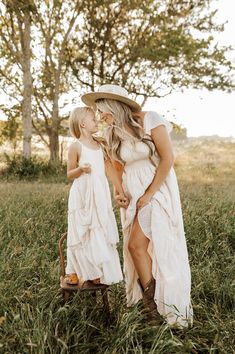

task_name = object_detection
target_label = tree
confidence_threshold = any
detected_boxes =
[67,0,234,105]
[0,0,82,163]
[32,0,82,163]
[0,0,234,162]
[0,0,34,158]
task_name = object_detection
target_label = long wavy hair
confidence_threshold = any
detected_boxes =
[95,99,156,165]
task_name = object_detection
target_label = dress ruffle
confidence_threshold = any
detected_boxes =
[66,171,123,285]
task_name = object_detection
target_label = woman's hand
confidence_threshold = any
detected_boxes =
[136,191,153,210]
[115,193,130,209]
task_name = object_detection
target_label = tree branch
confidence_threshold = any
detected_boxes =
[0,27,22,68]
[32,119,49,147]
[34,95,50,126]
[0,68,22,92]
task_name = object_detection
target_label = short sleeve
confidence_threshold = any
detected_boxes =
[144,111,172,135]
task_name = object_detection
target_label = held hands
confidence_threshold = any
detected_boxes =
[80,163,91,174]
[136,191,153,210]
[115,193,130,209]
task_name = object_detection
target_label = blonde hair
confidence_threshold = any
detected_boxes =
[69,106,110,159]
[69,106,94,139]
[96,99,156,165]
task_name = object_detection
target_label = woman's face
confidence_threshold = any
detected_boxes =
[96,108,114,126]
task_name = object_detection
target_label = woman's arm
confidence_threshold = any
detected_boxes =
[67,143,91,180]
[105,159,125,196]
[105,159,129,208]
[112,161,124,196]
[137,125,174,209]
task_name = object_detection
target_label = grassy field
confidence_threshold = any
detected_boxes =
[0,139,234,353]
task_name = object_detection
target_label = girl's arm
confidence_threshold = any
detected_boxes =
[137,125,174,209]
[67,143,91,180]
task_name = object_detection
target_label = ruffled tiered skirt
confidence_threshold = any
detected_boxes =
[66,173,123,285]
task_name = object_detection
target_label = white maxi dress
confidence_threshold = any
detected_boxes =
[66,140,123,285]
[120,111,193,327]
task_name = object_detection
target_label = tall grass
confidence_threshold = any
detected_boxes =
[0,140,234,353]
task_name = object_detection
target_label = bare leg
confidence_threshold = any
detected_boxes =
[128,216,152,288]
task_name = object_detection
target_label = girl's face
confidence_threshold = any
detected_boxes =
[96,108,114,126]
[81,111,98,133]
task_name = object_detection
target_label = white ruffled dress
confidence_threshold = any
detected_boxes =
[120,111,193,327]
[66,140,123,285]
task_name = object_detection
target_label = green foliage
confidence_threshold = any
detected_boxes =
[0,105,22,151]
[1,154,66,181]
[170,122,187,140]
[67,0,234,97]
[0,0,234,161]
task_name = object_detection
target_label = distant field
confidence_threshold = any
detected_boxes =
[0,139,234,353]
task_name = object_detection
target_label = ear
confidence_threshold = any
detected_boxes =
[80,120,86,128]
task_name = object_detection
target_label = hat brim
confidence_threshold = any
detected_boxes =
[81,92,141,112]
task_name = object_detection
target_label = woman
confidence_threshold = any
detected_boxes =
[82,85,193,327]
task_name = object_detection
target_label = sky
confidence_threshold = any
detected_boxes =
[145,89,235,137]
[144,0,235,137]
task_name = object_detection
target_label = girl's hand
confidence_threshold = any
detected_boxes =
[80,163,91,174]
[136,191,152,210]
[115,194,130,209]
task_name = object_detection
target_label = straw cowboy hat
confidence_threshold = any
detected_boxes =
[81,84,141,112]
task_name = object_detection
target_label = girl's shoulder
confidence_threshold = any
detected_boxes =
[68,140,82,155]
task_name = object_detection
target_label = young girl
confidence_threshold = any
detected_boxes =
[65,106,127,286]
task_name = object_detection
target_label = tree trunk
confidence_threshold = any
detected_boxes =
[49,129,59,163]
[60,140,64,163]
[21,9,32,159]
[49,68,60,163]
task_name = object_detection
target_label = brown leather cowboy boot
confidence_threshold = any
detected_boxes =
[138,278,164,324]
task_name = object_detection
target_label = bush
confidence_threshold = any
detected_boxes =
[1,154,67,181]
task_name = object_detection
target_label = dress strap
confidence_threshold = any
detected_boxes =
[78,139,101,152]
